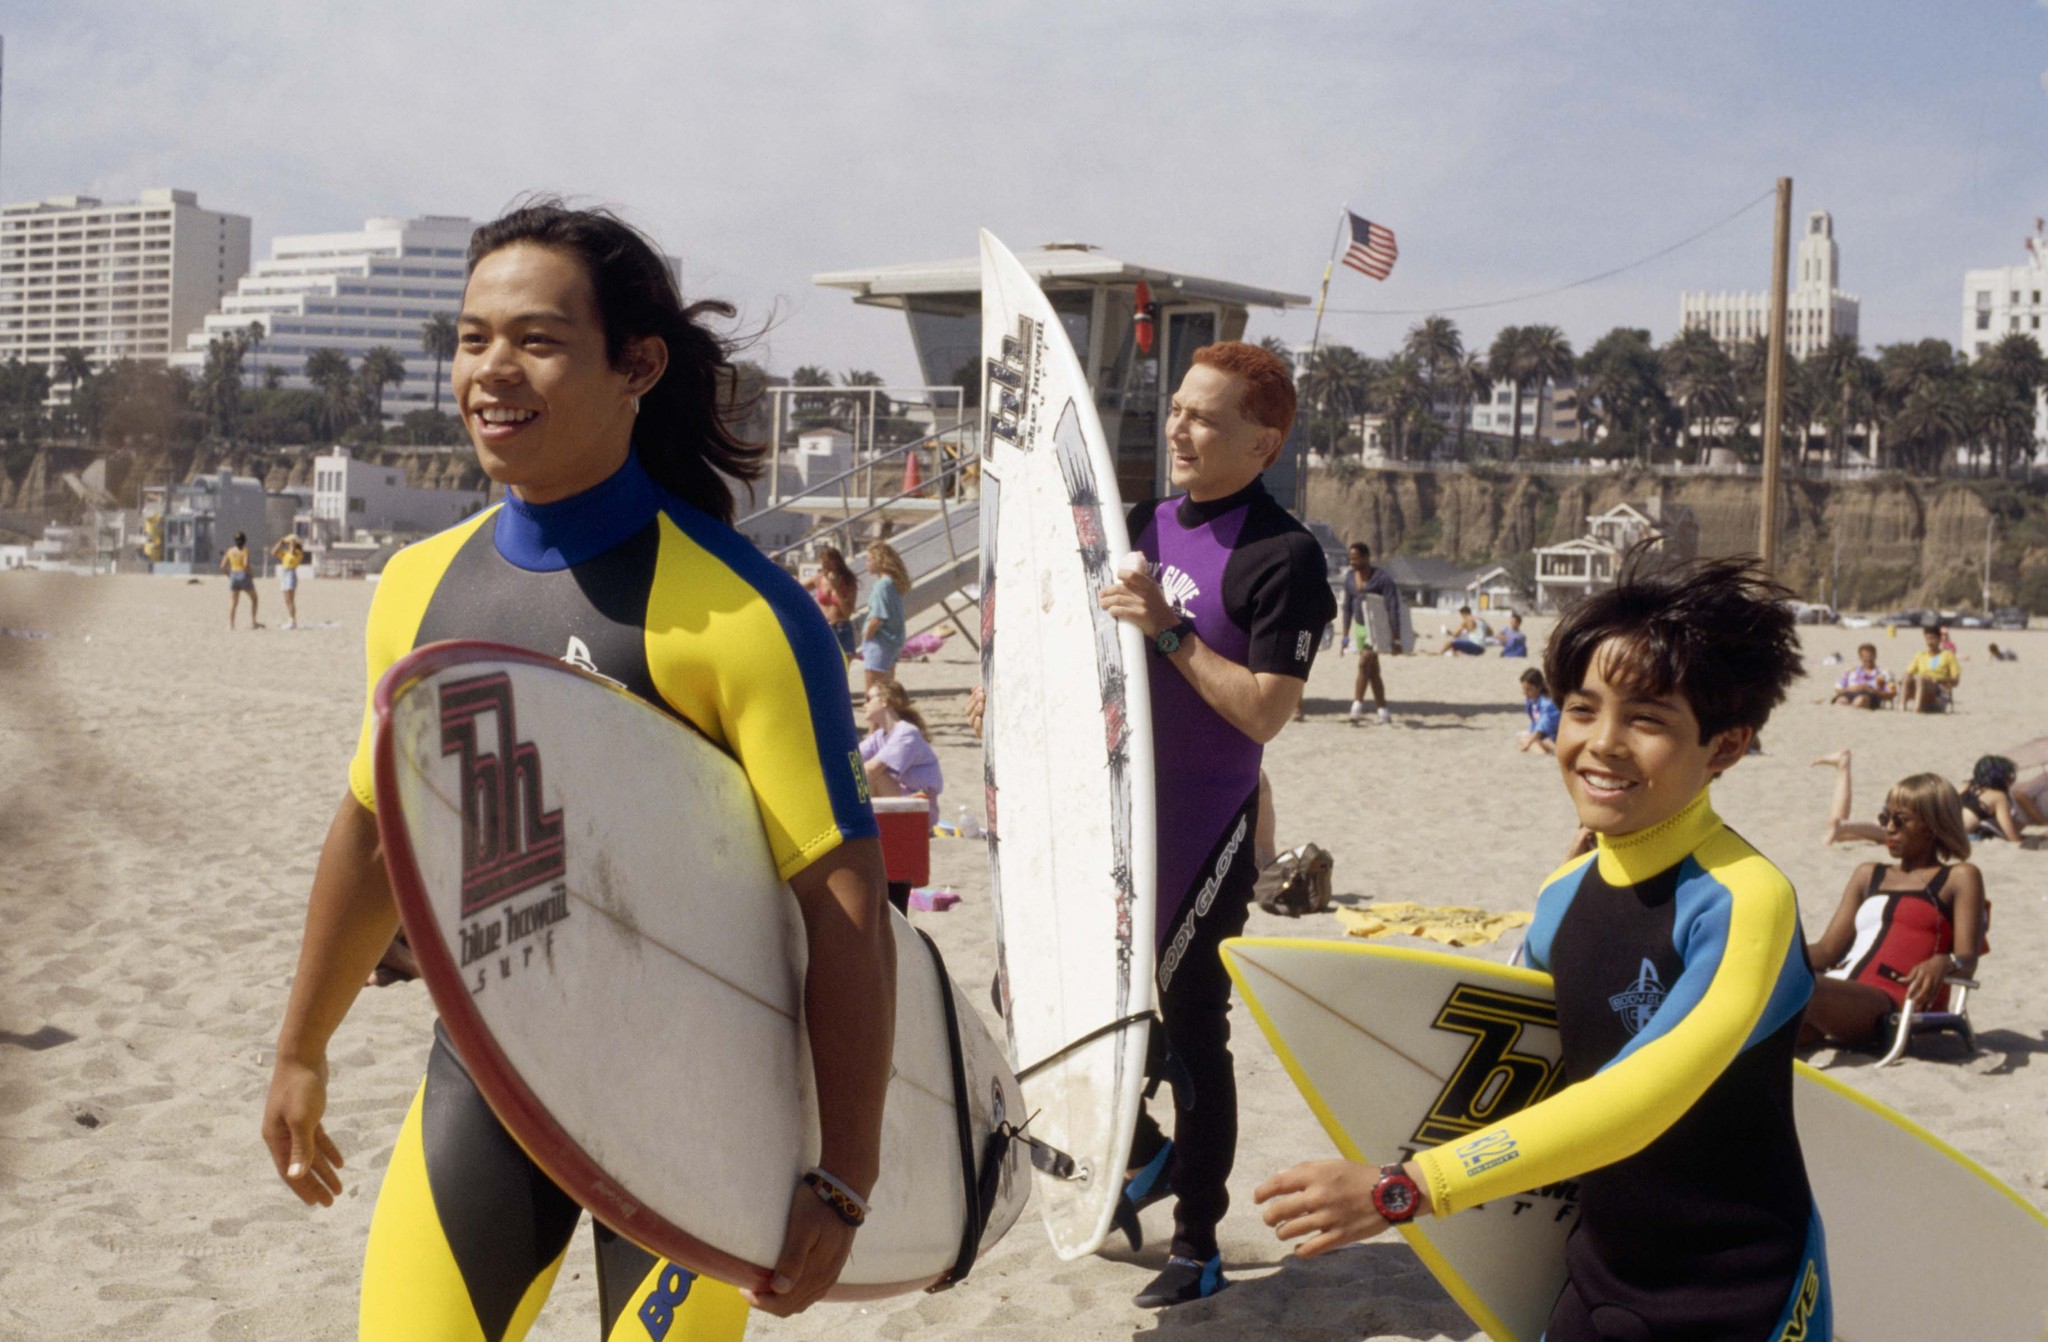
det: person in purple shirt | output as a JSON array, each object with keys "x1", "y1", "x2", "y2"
[
  {"x1": 857, "y1": 677, "x2": 943, "y2": 819},
  {"x1": 1097, "y1": 342, "x2": 1337, "y2": 1307}
]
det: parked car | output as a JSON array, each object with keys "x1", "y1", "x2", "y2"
[
  {"x1": 1954, "y1": 612, "x2": 1991, "y2": 629},
  {"x1": 1839, "y1": 613, "x2": 1874, "y2": 629},
  {"x1": 1992, "y1": 606, "x2": 2030, "y2": 631},
  {"x1": 1877, "y1": 609, "x2": 1928, "y2": 628},
  {"x1": 1785, "y1": 601, "x2": 1838, "y2": 625}
]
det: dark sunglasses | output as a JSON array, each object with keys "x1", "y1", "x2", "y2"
[{"x1": 1876, "y1": 809, "x2": 1919, "y2": 830}]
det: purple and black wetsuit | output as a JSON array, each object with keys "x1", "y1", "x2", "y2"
[{"x1": 1128, "y1": 476, "x2": 1335, "y2": 1261}]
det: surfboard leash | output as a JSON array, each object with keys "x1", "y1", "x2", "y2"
[{"x1": 1014, "y1": 1011, "x2": 1159, "y2": 1084}]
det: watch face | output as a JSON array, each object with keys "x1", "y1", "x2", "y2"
[
  {"x1": 1373, "y1": 1171, "x2": 1419, "y2": 1220},
  {"x1": 1156, "y1": 629, "x2": 1181, "y2": 654}
]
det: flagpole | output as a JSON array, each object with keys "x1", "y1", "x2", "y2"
[{"x1": 1304, "y1": 207, "x2": 1349, "y2": 475}]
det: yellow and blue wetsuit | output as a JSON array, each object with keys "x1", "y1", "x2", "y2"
[
  {"x1": 346, "y1": 452, "x2": 876, "y2": 1342},
  {"x1": 1412, "y1": 790, "x2": 1827, "y2": 1342}
]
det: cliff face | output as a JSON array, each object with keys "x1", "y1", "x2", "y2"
[{"x1": 1305, "y1": 466, "x2": 2042, "y2": 612}]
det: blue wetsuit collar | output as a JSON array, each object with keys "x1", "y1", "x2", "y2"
[
  {"x1": 494, "y1": 452, "x2": 660, "y2": 572},
  {"x1": 1594, "y1": 787, "x2": 1720, "y2": 885}
]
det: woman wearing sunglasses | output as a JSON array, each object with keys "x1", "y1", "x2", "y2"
[{"x1": 1800, "y1": 768, "x2": 1986, "y2": 1049}]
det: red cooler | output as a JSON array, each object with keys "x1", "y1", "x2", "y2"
[{"x1": 871, "y1": 796, "x2": 932, "y2": 889}]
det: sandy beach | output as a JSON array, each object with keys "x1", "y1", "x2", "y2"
[{"x1": 1, "y1": 568, "x2": 2043, "y2": 1341}]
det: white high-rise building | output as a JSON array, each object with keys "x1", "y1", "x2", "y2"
[
  {"x1": 170, "y1": 215, "x2": 475, "y2": 423},
  {"x1": 1961, "y1": 219, "x2": 2048, "y2": 454},
  {"x1": 1679, "y1": 210, "x2": 1859, "y2": 359},
  {"x1": 0, "y1": 188, "x2": 252, "y2": 374}
]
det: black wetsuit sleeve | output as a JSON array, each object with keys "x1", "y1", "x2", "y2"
[{"x1": 1225, "y1": 520, "x2": 1337, "y2": 679}]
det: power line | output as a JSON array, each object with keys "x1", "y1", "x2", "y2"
[{"x1": 1320, "y1": 187, "x2": 1778, "y2": 318}]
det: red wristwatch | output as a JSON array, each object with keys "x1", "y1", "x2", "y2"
[{"x1": 1370, "y1": 1163, "x2": 1422, "y2": 1223}]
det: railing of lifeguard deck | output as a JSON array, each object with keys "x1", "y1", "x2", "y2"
[
  {"x1": 739, "y1": 385, "x2": 984, "y2": 647},
  {"x1": 759, "y1": 384, "x2": 969, "y2": 506}
]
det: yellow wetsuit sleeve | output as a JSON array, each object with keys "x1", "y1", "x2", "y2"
[
  {"x1": 345, "y1": 511, "x2": 497, "y2": 811},
  {"x1": 1413, "y1": 832, "x2": 1799, "y2": 1216},
  {"x1": 643, "y1": 512, "x2": 876, "y2": 880}
]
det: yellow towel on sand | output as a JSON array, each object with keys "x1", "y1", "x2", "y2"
[{"x1": 1335, "y1": 902, "x2": 1533, "y2": 948}]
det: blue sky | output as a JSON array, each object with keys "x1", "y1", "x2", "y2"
[{"x1": 2, "y1": 2, "x2": 2042, "y2": 382}]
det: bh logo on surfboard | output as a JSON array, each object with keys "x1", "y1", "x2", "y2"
[{"x1": 438, "y1": 672, "x2": 573, "y2": 995}]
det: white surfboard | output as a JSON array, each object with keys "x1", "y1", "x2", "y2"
[
  {"x1": 1357, "y1": 592, "x2": 1393, "y2": 654},
  {"x1": 372, "y1": 641, "x2": 1030, "y2": 1299},
  {"x1": 1222, "y1": 938, "x2": 2048, "y2": 1342},
  {"x1": 978, "y1": 230, "x2": 1158, "y2": 1260}
]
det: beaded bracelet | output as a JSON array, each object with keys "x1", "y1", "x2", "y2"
[{"x1": 803, "y1": 1168, "x2": 869, "y2": 1228}]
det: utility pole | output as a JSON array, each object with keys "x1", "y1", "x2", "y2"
[{"x1": 1758, "y1": 178, "x2": 1792, "y2": 574}]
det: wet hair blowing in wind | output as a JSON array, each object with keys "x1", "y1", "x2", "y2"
[
  {"x1": 465, "y1": 198, "x2": 764, "y2": 523},
  {"x1": 1544, "y1": 547, "x2": 1804, "y2": 743}
]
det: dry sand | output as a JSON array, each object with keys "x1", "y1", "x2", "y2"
[{"x1": 1, "y1": 569, "x2": 2043, "y2": 1340}]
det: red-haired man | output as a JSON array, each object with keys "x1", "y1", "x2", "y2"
[{"x1": 1097, "y1": 341, "x2": 1336, "y2": 1306}]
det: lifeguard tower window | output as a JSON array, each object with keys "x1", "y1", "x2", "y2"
[{"x1": 906, "y1": 297, "x2": 982, "y2": 405}]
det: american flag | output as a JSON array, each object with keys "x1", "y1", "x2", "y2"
[{"x1": 1343, "y1": 211, "x2": 1399, "y2": 281}]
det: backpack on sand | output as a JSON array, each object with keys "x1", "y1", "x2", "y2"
[{"x1": 1254, "y1": 844, "x2": 1334, "y2": 917}]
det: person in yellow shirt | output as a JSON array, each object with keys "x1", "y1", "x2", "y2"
[
  {"x1": 270, "y1": 535, "x2": 306, "y2": 629},
  {"x1": 219, "y1": 531, "x2": 260, "y2": 630},
  {"x1": 1902, "y1": 625, "x2": 1960, "y2": 712}
]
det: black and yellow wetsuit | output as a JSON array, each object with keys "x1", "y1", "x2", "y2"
[
  {"x1": 1412, "y1": 790, "x2": 1829, "y2": 1342},
  {"x1": 346, "y1": 453, "x2": 877, "y2": 1342}
]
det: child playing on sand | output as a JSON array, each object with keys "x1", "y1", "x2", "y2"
[
  {"x1": 1801, "y1": 772, "x2": 1985, "y2": 1049},
  {"x1": 1256, "y1": 553, "x2": 1827, "y2": 1341},
  {"x1": 1517, "y1": 666, "x2": 1559, "y2": 754}
]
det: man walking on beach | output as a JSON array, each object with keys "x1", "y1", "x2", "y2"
[
  {"x1": 1098, "y1": 342, "x2": 1336, "y2": 1307},
  {"x1": 1341, "y1": 541, "x2": 1403, "y2": 723}
]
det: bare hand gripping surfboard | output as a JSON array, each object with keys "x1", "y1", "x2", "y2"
[
  {"x1": 979, "y1": 231, "x2": 1158, "y2": 1260},
  {"x1": 373, "y1": 640, "x2": 1030, "y2": 1299}
]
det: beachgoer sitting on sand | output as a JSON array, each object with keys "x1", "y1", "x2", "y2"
[
  {"x1": 1499, "y1": 611, "x2": 1528, "y2": 658},
  {"x1": 1957, "y1": 754, "x2": 2040, "y2": 842},
  {"x1": 1829, "y1": 643, "x2": 1895, "y2": 710},
  {"x1": 1441, "y1": 606, "x2": 1484, "y2": 656},
  {"x1": 1817, "y1": 748, "x2": 2040, "y2": 846},
  {"x1": 859, "y1": 677, "x2": 943, "y2": 819},
  {"x1": 1516, "y1": 666, "x2": 1559, "y2": 755},
  {"x1": 1987, "y1": 642, "x2": 2018, "y2": 662},
  {"x1": 1901, "y1": 626, "x2": 1959, "y2": 712},
  {"x1": 1800, "y1": 772, "x2": 1984, "y2": 1049}
]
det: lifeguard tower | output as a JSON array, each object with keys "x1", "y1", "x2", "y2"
[{"x1": 740, "y1": 242, "x2": 1307, "y2": 641}]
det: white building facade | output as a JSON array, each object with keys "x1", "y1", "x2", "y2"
[
  {"x1": 312, "y1": 447, "x2": 485, "y2": 539},
  {"x1": 1960, "y1": 221, "x2": 2048, "y2": 458},
  {"x1": 1681, "y1": 210, "x2": 1859, "y2": 359},
  {"x1": 170, "y1": 216, "x2": 474, "y2": 424},
  {"x1": 0, "y1": 188, "x2": 251, "y2": 378}
]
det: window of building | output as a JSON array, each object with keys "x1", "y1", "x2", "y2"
[
  {"x1": 1977, "y1": 290, "x2": 1992, "y2": 308},
  {"x1": 1978, "y1": 311, "x2": 1992, "y2": 330},
  {"x1": 348, "y1": 498, "x2": 365, "y2": 514}
]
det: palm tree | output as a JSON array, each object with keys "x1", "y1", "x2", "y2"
[
  {"x1": 1301, "y1": 345, "x2": 1373, "y2": 455},
  {"x1": 240, "y1": 321, "x2": 267, "y2": 391},
  {"x1": 790, "y1": 364, "x2": 833, "y2": 419},
  {"x1": 1257, "y1": 335, "x2": 1296, "y2": 375},
  {"x1": 305, "y1": 348, "x2": 355, "y2": 439},
  {"x1": 200, "y1": 335, "x2": 245, "y2": 441},
  {"x1": 1486, "y1": 327, "x2": 1531, "y2": 457},
  {"x1": 1518, "y1": 326, "x2": 1575, "y2": 454},
  {"x1": 1578, "y1": 328, "x2": 1669, "y2": 463},
  {"x1": 1372, "y1": 354, "x2": 1431, "y2": 461},
  {"x1": 1402, "y1": 316, "x2": 1463, "y2": 452},
  {"x1": 1809, "y1": 335, "x2": 1878, "y2": 468},
  {"x1": 419, "y1": 313, "x2": 458, "y2": 413},
  {"x1": 1875, "y1": 340, "x2": 1962, "y2": 474},
  {"x1": 1660, "y1": 327, "x2": 1736, "y2": 463},
  {"x1": 1446, "y1": 352, "x2": 1490, "y2": 458},
  {"x1": 357, "y1": 347, "x2": 409, "y2": 431},
  {"x1": 53, "y1": 347, "x2": 94, "y2": 392}
]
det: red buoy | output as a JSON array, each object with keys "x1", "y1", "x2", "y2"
[{"x1": 1133, "y1": 281, "x2": 1156, "y2": 355}]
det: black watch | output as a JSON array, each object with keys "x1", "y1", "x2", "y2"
[
  {"x1": 1154, "y1": 619, "x2": 1195, "y2": 656},
  {"x1": 1370, "y1": 1163, "x2": 1422, "y2": 1223}
]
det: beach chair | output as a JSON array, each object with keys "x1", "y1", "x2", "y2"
[{"x1": 1876, "y1": 900, "x2": 1989, "y2": 1067}]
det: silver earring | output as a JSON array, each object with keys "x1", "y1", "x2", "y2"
[{"x1": 630, "y1": 397, "x2": 641, "y2": 414}]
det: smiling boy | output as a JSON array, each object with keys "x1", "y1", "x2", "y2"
[{"x1": 1256, "y1": 554, "x2": 1824, "y2": 1341}]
